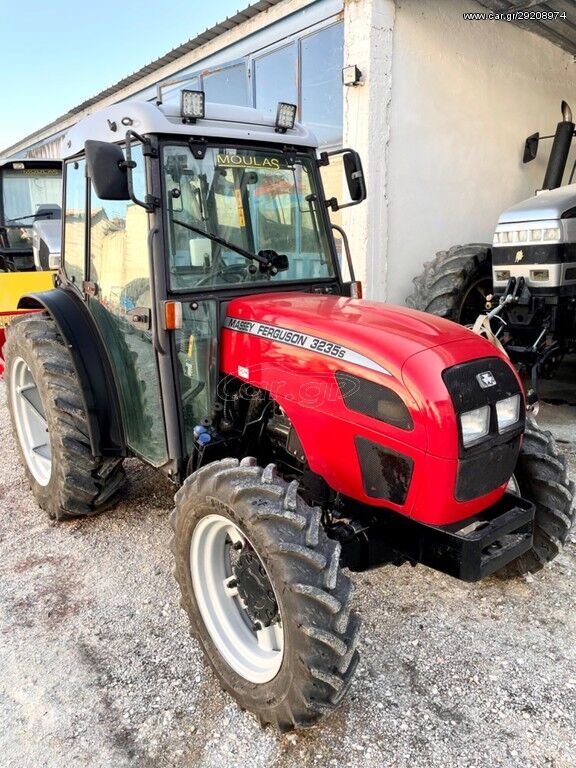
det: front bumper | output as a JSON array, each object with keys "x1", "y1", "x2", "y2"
[
  {"x1": 418, "y1": 491, "x2": 535, "y2": 581},
  {"x1": 339, "y1": 491, "x2": 535, "y2": 582}
]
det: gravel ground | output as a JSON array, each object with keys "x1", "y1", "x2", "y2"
[{"x1": 1, "y1": 377, "x2": 576, "y2": 768}]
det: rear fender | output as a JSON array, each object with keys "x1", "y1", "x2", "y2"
[{"x1": 17, "y1": 289, "x2": 125, "y2": 457}]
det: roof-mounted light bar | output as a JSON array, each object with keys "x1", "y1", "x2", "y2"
[
  {"x1": 181, "y1": 90, "x2": 205, "y2": 123},
  {"x1": 275, "y1": 102, "x2": 297, "y2": 133}
]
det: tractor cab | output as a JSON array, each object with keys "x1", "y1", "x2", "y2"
[{"x1": 49, "y1": 93, "x2": 364, "y2": 470}]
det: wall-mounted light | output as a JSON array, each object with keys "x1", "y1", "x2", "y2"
[{"x1": 342, "y1": 65, "x2": 362, "y2": 87}]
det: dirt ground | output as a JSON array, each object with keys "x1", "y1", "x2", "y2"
[{"x1": 1, "y1": 374, "x2": 575, "y2": 768}]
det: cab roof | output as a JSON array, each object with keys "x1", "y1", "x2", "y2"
[
  {"x1": 0, "y1": 155, "x2": 62, "y2": 169},
  {"x1": 62, "y1": 101, "x2": 318, "y2": 159}
]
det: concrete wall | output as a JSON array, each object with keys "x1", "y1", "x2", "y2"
[{"x1": 385, "y1": 0, "x2": 576, "y2": 304}]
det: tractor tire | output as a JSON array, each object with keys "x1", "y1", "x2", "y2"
[
  {"x1": 499, "y1": 419, "x2": 575, "y2": 577},
  {"x1": 170, "y1": 457, "x2": 360, "y2": 731},
  {"x1": 406, "y1": 244, "x2": 493, "y2": 326},
  {"x1": 4, "y1": 312, "x2": 125, "y2": 520}
]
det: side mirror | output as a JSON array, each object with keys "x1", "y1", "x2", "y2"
[
  {"x1": 319, "y1": 148, "x2": 367, "y2": 211},
  {"x1": 85, "y1": 140, "x2": 129, "y2": 200},
  {"x1": 523, "y1": 132, "x2": 540, "y2": 163},
  {"x1": 343, "y1": 150, "x2": 366, "y2": 203}
]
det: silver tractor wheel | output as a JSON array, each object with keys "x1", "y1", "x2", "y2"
[
  {"x1": 190, "y1": 513, "x2": 284, "y2": 683},
  {"x1": 10, "y1": 355, "x2": 52, "y2": 486}
]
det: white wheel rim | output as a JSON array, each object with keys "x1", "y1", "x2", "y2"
[
  {"x1": 190, "y1": 513, "x2": 284, "y2": 683},
  {"x1": 10, "y1": 356, "x2": 52, "y2": 486}
]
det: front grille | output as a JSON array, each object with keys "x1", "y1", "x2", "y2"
[
  {"x1": 355, "y1": 436, "x2": 413, "y2": 504},
  {"x1": 456, "y1": 435, "x2": 520, "y2": 501},
  {"x1": 442, "y1": 356, "x2": 521, "y2": 415},
  {"x1": 492, "y1": 243, "x2": 576, "y2": 265},
  {"x1": 443, "y1": 357, "x2": 524, "y2": 501}
]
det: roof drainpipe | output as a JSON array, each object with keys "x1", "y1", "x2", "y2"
[{"x1": 542, "y1": 100, "x2": 575, "y2": 190}]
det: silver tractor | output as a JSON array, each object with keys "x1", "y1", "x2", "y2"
[{"x1": 408, "y1": 100, "x2": 576, "y2": 394}]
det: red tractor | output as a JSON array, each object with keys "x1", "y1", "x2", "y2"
[{"x1": 4, "y1": 92, "x2": 574, "y2": 731}]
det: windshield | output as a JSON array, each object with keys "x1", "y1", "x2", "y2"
[
  {"x1": 1, "y1": 167, "x2": 62, "y2": 247},
  {"x1": 162, "y1": 144, "x2": 335, "y2": 290}
]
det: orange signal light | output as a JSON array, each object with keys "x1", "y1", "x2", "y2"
[
  {"x1": 163, "y1": 301, "x2": 183, "y2": 330},
  {"x1": 350, "y1": 281, "x2": 363, "y2": 299}
]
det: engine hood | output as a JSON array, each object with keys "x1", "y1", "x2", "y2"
[
  {"x1": 498, "y1": 184, "x2": 576, "y2": 223},
  {"x1": 225, "y1": 292, "x2": 483, "y2": 377}
]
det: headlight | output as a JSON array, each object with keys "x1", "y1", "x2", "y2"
[
  {"x1": 543, "y1": 227, "x2": 561, "y2": 241},
  {"x1": 496, "y1": 394, "x2": 520, "y2": 432},
  {"x1": 460, "y1": 405, "x2": 490, "y2": 446}
]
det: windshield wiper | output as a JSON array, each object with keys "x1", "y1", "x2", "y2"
[
  {"x1": 5, "y1": 210, "x2": 55, "y2": 225},
  {"x1": 171, "y1": 218, "x2": 288, "y2": 276}
]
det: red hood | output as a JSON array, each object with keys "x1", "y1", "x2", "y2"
[{"x1": 226, "y1": 292, "x2": 479, "y2": 377}]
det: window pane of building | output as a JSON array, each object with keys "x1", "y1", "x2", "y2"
[
  {"x1": 254, "y1": 44, "x2": 297, "y2": 117},
  {"x1": 301, "y1": 23, "x2": 344, "y2": 147},
  {"x1": 203, "y1": 63, "x2": 248, "y2": 106},
  {"x1": 63, "y1": 160, "x2": 86, "y2": 285},
  {"x1": 162, "y1": 76, "x2": 200, "y2": 108}
]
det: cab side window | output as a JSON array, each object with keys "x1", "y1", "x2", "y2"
[
  {"x1": 63, "y1": 160, "x2": 86, "y2": 285},
  {"x1": 86, "y1": 145, "x2": 168, "y2": 466},
  {"x1": 89, "y1": 146, "x2": 149, "y2": 310}
]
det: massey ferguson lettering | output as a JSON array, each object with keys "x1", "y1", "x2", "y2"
[
  {"x1": 258, "y1": 325, "x2": 308, "y2": 347},
  {"x1": 224, "y1": 316, "x2": 391, "y2": 374}
]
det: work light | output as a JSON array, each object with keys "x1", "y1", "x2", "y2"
[
  {"x1": 460, "y1": 405, "x2": 490, "y2": 446},
  {"x1": 275, "y1": 102, "x2": 297, "y2": 132},
  {"x1": 496, "y1": 395, "x2": 520, "y2": 433},
  {"x1": 181, "y1": 90, "x2": 205, "y2": 122}
]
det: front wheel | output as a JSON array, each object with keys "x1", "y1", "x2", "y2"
[
  {"x1": 500, "y1": 419, "x2": 575, "y2": 576},
  {"x1": 170, "y1": 457, "x2": 360, "y2": 730}
]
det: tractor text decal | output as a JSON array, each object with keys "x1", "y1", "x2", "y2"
[
  {"x1": 216, "y1": 154, "x2": 283, "y2": 170},
  {"x1": 224, "y1": 316, "x2": 391, "y2": 375}
]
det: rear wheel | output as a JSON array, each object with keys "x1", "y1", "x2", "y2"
[
  {"x1": 406, "y1": 244, "x2": 493, "y2": 326},
  {"x1": 5, "y1": 312, "x2": 125, "y2": 520},
  {"x1": 171, "y1": 457, "x2": 360, "y2": 730},
  {"x1": 500, "y1": 419, "x2": 575, "y2": 576}
]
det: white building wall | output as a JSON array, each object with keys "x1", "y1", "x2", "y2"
[
  {"x1": 384, "y1": 0, "x2": 576, "y2": 304},
  {"x1": 342, "y1": 0, "x2": 395, "y2": 299}
]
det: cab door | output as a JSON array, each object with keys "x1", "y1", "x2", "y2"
[{"x1": 64, "y1": 148, "x2": 168, "y2": 465}]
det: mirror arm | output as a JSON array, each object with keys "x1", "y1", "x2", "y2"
[
  {"x1": 123, "y1": 130, "x2": 160, "y2": 212},
  {"x1": 331, "y1": 222, "x2": 355, "y2": 282}
]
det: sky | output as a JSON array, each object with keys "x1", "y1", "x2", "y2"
[{"x1": 0, "y1": 0, "x2": 246, "y2": 152}]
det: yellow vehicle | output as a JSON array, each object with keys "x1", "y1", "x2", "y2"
[{"x1": 0, "y1": 271, "x2": 54, "y2": 375}]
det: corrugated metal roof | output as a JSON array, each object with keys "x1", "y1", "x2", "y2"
[
  {"x1": 476, "y1": 0, "x2": 576, "y2": 55},
  {"x1": 1, "y1": 0, "x2": 285, "y2": 155}
]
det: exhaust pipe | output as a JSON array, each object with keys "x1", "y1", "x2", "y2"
[{"x1": 543, "y1": 100, "x2": 575, "y2": 190}]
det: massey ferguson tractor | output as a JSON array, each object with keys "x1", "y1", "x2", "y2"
[
  {"x1": 4, "y1": 92, "x2": 575, "y2": 731},
  {"x1": 0, "y1": 156, "x2": 61, "y2": 375},
  {"x1": 407, "y1": 100, "x2": 576, "y2": 395}
]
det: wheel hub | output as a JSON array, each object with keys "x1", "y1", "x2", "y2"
[{"x1": 234, "y1": 549, "x2": 279, "y2": 628}]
